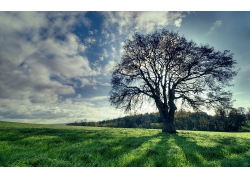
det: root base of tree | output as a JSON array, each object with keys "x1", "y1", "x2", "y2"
[{"x1": 162, "y1": 123, "x2": 177, "y2": 134}]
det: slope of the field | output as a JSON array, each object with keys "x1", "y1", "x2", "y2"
[{"x1": 0, "y1": 121, "x2": 250, "y2": 167}]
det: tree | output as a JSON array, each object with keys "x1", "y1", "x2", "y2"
[
  {"x1": 109, "y1": 29, "x2": 238, "y2": 133},
  {"x1": 227, "y1": 108, "x2": 246, "y2": 131},
  {"x1": 216, "y1": 107, "x2": 247, "y2": 132},
  {"x1": 247, "y1": 108, "x2": 250, "y2": 123},
  {"x1": 214, "y1": 107, "x2": 228, "y2": 131}
]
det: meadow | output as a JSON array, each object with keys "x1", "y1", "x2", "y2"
[{"x1": 1, "y1": 121, "x2": 250, "y2": 167}]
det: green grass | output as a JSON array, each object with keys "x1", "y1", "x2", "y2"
[{"x1": 1, "y1": 121, "x2": 250, "y2": 167}]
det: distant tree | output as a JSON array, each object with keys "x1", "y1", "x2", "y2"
[
  {"x1": 247, "y1": 108, "x2": 250, "y2": 123},
  {"x1": 226, "y1": 108, "x2": 246, "y2": 131},
  {"x1": 214, "y1": 107, "x2": 246, "y2": 131},
  {"x1": 237, "y1": 107, "x2": 246, "y2": 115},
  {"x1": 109, "y1": 29, "x2": 238, "y2": 133},
  {"x1": 141, "y1": 113, "x2": 151, "y2": 128},
  {"x1": 214, "y1": 107, "x2": 228, "y2": 131}
]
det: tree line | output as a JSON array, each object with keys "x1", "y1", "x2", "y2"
[{"x1": 67, "y1": 107, "x2": 250, "y2": 132}]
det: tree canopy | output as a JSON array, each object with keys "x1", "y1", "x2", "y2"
[{"x1": 109, "y1": 29, "x2": 238, "y2": 133}]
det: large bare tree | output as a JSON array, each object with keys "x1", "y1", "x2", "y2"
[{"x1": 109, "y1": 29, "x2": 238, "y2": 133}]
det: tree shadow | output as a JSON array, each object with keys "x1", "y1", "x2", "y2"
[
  {"x1": 115, "y1": 131, "x2": 250, "y2": 167},
  {"x1": 1, "y1": 125, "x2": 250, "y2": 167},
  {"x1": 0, "y1": 156, "x2": 8, "y2": 167},
  {"x1": 169, "y1": 132, "x2": 250, "y2": 167},
  {"x1": 0, "y1": 126, "x2": 163, "y2": 167}
]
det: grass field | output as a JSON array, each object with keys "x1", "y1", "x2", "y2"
[{"x1": 1, "y1": 121, "x2": 250, "y2": 167}]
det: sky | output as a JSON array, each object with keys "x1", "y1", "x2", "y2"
[{"x1": 0, "y1": 6, "x2": 250, "y2": 124}]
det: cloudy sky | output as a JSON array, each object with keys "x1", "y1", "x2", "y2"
[{"x1": 0, "y1": 10, "x2": 250, "y2": 124}]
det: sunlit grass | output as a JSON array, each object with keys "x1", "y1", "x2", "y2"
[{"x1": 0, "y1": 121, "x2": 250, "y2": 167}]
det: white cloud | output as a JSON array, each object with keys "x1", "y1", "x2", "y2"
[
  {"x1": 120, "y1": 41, "x2": 125, "y2": 55},
  {"x1": 100, "y1": 11, "x2": 186, "y2": 70},
  {"x1": 82, "y1": 18, "x2": 91, "y2": 28},
  {"x1": 44, "y1": 12, "x2": 88, "y2": 38},
  {"x1": 0, "y1": 12, "x2": 105, "y2": 123},
  {"x1": 85, "y1": 96, "x2": 109, "y2": 102},
  {"x1": 84, "y1": 37, "x2": 97, "y2": 44},
  {"x1": 111, "y1": 46, "x2": 116, "y2": 52},
  {"x1": 102, "y1": 11, "x2": 185, "y2": 35},
  {"x1": 89, "y1": 30, "x2": 94, "y2": 35},
  {"x1": 102, "y1": 12, "x2": 135, "y2": 35},
  {"x1": 233, "y1": 92, "x2": 245, "y2": 95},
  {"x1": 29, "y1": 94, "x2": 59, "y2": 104},
  {"x1": 101, "y1": 13, "x2": 186, "y2": 76},
  {"x1": 76, "y1": 94, "x2": 82, "y2": 99},
  {"x1": 0, "y1": 12, "x2": 47, "y2": 37},
  {"x1": 88, "y1": 29, "x2": 98, "y2": 35},
  {"x1": 79, "y1": 78, "x2": 98, "y2": 88},
  {"x1": 110, "y1": 45, "x2": 117, "y2": 58},
  {"x1": 110, "y1": 33, "x2": 116, "y2": 42},
  {"x1": 100, "y1": 82, "x2": 111, "y2": 86},
  {"x1": 174, "y1": 18, "x2": 182, "y2": 27},
  {"x1": 103, "y1": 48, "x2": 109, "y2": 57},
  {"x1": 207, "y1": 20, "x2": 222, "y2": 35},
  {"x1": 104, "y1": 60, "x2": 116, "y2": 75},
  {"x1": 79, "y1": 44, "x2": 87, "y2": 52},
  {"x1": 0, "y1": 97, "x2": 124, "y2": 122},
  {"x1": 8, "y1": 91, "x2": 126, "y2": 123}
]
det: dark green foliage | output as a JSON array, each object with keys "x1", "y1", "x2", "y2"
[
  {"x1": 215, "y1": 108, "x2": 247, "y2": 132},
  {"x1": 68, "y1": 112, "x2": 161, "y2": 129}
]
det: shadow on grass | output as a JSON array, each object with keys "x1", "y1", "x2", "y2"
[
  {"x1": 110, "y1": 131, "x2": 250, "y2": 167},
  {"x1": 0, "y1": 156, "x2": 8, "y2": 167},
  {"x1": 1, "y1": 124, "x2": 250, "y2": 167},
  {"x1": 173, "y1": 132, "x2": 250, "y2": 167},
  {"x1": 0, "y1": 126, "x2": 162, "y2": 166}
]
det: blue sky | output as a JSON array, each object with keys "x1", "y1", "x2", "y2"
[{"x1": 0, "y1": 9, "x2": 250, "y2": 124}]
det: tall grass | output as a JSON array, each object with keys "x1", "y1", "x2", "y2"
[{"x1": 0, "y1": 121, "x2": 250, "y2": 167}]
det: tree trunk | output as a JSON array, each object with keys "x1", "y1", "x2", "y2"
[
  {"x1": 155, "y1": 98, "x2": 177, "y2": 134},
  {"x1": 162, "y1": 90, "x2": 177, "y2": 134},
  {"x1": 162, "y1": 120, "x2": 177, "y2": 134},
  {"x1": 158, "y1": 107, "x2": 177, "y2": 134}
]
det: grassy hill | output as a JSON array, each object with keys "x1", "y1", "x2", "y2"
[{"x1": 0, "y1": 121, "x2": 250, "y2": 167}]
